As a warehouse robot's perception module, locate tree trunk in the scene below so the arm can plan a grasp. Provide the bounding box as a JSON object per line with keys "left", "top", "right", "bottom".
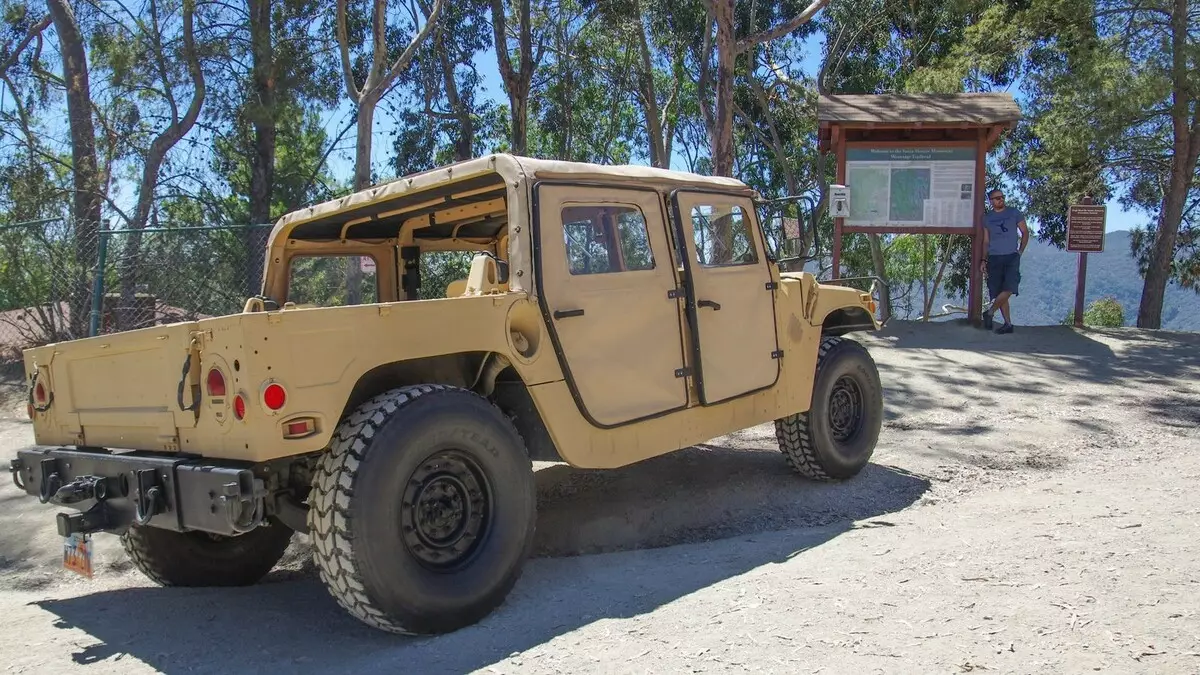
{"left": 1136, "top": 0, "right": 1198, "bottom": 329}
{"left": 510, "top": 95, "right": 529, "bottom": 156}
{"left": 437, "top": 43, "right": 473, "bottom": 160}
{"left": 346, "top": 96, "right": 378, "bottom": 305}
{"left": 710, "top": 0, "right": 736, "bottom": 178}
{"left": 47, "top": 0, "right": 102, "bottom": 339}
{"left": 490, "top": 0, "right": 534, "bottom": 156}
{"left": 117, "top": 0, "right": 205, "bottom": 330}
{"left": 922, "top": 237, "right": 952, "bottom": 320}
{"left": 246, "top": 0, "right": 275, "bottom": 298}
{"left": 633, "top": 4, "right": 666, "bottom": 169}
{"left": 868, "top": 233, "right": 891, "bottom": 319}
{"left": 337, "top": 0, "right": 442, "bottom": 305}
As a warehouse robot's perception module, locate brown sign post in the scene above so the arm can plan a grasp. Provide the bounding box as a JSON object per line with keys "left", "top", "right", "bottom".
{"left": 1066, "top": 198, "right": 1106, "bottom": 327}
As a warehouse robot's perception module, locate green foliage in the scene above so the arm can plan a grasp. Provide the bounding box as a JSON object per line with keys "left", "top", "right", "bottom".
{"left": 908, "top": 0, "right": 1200, "bottom": 327}
{"left": 1063, "top": 295, "right": 1126, "bottom": 328}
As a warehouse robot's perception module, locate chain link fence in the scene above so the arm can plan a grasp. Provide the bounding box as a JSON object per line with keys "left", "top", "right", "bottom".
{"left": 0, "top": 219, "right": 271, "bottom": 378}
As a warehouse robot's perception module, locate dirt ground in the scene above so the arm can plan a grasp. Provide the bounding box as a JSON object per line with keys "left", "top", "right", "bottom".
{"left": 1, "top": 319, "right": 1199, "bottom": 674}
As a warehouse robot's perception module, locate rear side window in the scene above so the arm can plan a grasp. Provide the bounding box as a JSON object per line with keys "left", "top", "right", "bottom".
{"left": 288, "top": 255, "right": 379, "bottom": 306}
{"left": 561, "top": 205, "right": 656, "bottom": 275}
{"left": 690, "top": 204, "right": 758, "bottom": 267}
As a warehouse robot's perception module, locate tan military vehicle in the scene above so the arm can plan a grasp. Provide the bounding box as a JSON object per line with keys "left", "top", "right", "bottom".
{"left": 10, "top": 154, "right": 884, "bottom": 635}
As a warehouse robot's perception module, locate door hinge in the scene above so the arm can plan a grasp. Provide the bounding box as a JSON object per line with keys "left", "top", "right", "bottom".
{"left": 667, "top": 288, "right": 684, "bottom": 299}
{"left": 765, "top": 281, "right": 779, "bottom": 291}
{"left": 771, "top": 350, "right": 784, "bottom": 359}
{"left": 674, "top": 367, "right": 692, "bottom": 378}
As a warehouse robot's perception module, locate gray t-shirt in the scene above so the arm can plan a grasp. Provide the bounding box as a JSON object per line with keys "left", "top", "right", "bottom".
{"left": 984, "top": 207, "right": 1023, "bottom": 255}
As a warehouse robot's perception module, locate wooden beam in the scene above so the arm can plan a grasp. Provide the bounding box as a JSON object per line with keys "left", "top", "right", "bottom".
{"left": 843, "top": 226, "right": 974, "bottom": 235}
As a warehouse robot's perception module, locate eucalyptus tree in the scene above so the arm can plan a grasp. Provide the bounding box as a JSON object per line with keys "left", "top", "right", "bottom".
{"left": 911, "top": 0, "right": 1200, "bottom": 328}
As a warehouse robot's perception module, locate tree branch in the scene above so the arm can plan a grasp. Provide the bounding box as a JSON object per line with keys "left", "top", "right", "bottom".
{"left": 336, "top": 0, "right": 362, "bottom": 101}
{"left": 379, "top": 0, "right": 443, "bottom": 95}
{"left": 0, "top": 14, "right": 51, "bottom": 76}
{"left": 736, "top": 0, "right": 830, "bottom": 54}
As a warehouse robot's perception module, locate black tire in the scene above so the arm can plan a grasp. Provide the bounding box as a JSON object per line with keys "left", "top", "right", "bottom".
{"left": 775, "top": 336, "right": 883, "bottom": 481}
{"left": 307, "top": 384, "right": 536, "bottom": 635}
{"left": 120, "top": 519, "right": 294, "bottom": 586}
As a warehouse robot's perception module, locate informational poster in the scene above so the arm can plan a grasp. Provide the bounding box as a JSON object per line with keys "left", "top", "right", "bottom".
{"left": 844, "top": 147, "right": 977, "bottom": 229}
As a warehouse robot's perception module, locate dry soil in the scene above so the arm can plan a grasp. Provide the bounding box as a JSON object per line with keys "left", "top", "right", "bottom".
{"left": 1, "top": 320, "right": 1198, "bottom": 674}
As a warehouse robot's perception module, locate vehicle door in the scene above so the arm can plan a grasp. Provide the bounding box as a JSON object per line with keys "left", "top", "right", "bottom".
{"left": 671, "top": 190, "right": 781, "bottom": 405}
{"left": 535, "top": 184, "right": 688, "bottom": 427}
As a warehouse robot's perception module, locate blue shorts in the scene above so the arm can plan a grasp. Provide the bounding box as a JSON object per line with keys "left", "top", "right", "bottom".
{"left": 987, "top": 252, "right": 1021, "bottom": 299}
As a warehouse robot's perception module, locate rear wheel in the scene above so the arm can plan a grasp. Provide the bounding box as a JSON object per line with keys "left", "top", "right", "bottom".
{"left": 776, "top": 336, "right": 883, "bottom": 481}
{"left": 307, "top": 384, "right": 536, "bottom": 635}
{"left": 120, "top": 519, "right": 294, "bottom": 586}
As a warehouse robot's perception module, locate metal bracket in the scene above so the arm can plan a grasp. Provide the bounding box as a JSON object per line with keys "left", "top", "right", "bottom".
{"left": 216, "top": 472, "right": 268, "bottom": 533}
{"left": 765, "top": 282, "right": 779, "bottom": 291}
{"left": 57, "top": 505, "right": 112, "bottom": 537}
{"left": 9, "top": 458, "right": 25, "bottom": 491}
{"left": 667, "top": 288, "right": 684, "bottom": 299}
{"left": 38, "top": 458, "right": 61, "bottom": 504}
{"left": 674, "top": 367, "right": 692, "bottom": 378}
{"left": 771, "top": 350, "right": 784, "bottom": 359}
{"left": 133, "top": 469, "right": 164, "bottom": 526}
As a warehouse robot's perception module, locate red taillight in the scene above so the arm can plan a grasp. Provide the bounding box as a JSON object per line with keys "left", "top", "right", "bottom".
{"left": 34, "top": 382, "right": 46, "bottom": 403}
{"left": 233, "top": 394, "right": 246, "bottom": 420}
{"left": 263, "top": 383, "right": 286, "bottom": 410}
{"left": 206, "top": 368, "right": 226, "bottom": 397}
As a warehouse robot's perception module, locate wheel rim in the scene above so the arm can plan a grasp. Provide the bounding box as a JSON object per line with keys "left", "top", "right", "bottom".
{"left": 401, "top": 450, "right": 492, "bottom": 571}
{"left": 828, "top": 374, "right": 865, "bottom": 444}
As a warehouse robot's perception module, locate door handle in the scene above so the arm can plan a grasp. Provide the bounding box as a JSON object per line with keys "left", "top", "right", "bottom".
{"left": 553, "top": 308, "right": 585, "bottom": 319}
{"left": 697, "top": 300, "right": 721, "bottom": 311}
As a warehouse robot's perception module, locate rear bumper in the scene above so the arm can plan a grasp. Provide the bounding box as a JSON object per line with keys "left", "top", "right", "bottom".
{"left": 9, "top": 446, "right": 269, "bottom": 538}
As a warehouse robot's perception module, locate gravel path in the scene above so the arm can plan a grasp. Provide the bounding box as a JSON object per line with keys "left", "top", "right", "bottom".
{"left": 1, "top": 320, "right": 1198, "bottom": 674}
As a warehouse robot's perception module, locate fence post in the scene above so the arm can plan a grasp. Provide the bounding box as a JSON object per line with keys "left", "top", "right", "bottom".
{"left": 89, "top": 219, "right": 109, "bottom": 337}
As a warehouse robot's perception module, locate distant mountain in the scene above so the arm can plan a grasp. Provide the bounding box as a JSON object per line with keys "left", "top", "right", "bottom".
{"left": 933, "top": 230, "right": 1199, "bottom": 331}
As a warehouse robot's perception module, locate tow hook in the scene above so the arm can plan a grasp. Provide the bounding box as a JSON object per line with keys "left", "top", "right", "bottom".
{"left": 219, "top": 474, "right": 268, "bottom": 533}
{"left": 8, "top": 458, "right": 25, "bottom": 491}
{"left": 38, "top": 458, "right": 61, "bottom": 504}
{"left": 133, "top": 469, "right": 165, "bottom": 526}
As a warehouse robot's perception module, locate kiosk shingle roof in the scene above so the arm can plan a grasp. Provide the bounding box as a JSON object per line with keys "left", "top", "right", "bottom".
{"left": 818, "top": 93, "right": 1021, "bottom": 126}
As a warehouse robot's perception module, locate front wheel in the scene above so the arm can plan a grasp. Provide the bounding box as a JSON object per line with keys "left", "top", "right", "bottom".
{"left": 307, "top": 384, "right": 536, "bottom": 635}
{"left": 776, "top": 336, "right": 883, "bottom": 481}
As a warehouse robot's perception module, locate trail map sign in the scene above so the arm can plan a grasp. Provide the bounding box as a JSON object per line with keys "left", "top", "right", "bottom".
{"left": 817, "top": 92, "right": 1021, "bottom": 325}
{"left": 1067, "top": 204, "right": 1106, "bottom": 253}
{"left": 844, "top": 147, "right": 976, "bottom": 230}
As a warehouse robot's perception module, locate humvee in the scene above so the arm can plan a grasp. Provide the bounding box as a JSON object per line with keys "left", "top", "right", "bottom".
{"left": 10, "top": 154, "right": 883, "bottom": 635}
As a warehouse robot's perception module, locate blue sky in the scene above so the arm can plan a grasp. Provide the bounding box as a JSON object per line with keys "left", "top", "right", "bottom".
{"left": 292, "top": 31, "right": 1147, "bottom": 235}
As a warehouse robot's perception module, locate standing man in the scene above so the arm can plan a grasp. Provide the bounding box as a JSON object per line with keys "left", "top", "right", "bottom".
{"left": 980, "top": 189, "right": 1029, "bottom": 333}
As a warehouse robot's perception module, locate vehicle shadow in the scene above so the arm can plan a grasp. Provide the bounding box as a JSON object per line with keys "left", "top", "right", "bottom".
{"left": 31, "top": 447, "right": 930, "bottom": 675}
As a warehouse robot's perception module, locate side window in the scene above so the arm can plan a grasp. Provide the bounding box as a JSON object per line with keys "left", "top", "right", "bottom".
{"left": 288, "top": 255, "right": 379, "bottom": 306}
{"left": 690, "top": 204, "right": 758, "bottom": 266}
{"left": 561, "top": 204, "right": 656, "bottom": 275}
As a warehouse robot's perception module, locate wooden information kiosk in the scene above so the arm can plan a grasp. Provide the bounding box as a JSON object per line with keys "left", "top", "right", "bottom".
{"left": 817, "top": 93, "right": 1021, "bottom": 324}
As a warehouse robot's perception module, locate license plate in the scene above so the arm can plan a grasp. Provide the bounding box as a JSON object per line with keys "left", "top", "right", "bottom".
{"left": 63, "top": 533, "right": 94, "bottom": 579}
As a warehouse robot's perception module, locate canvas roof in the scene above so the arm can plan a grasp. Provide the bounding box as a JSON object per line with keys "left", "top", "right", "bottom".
{"left": 817, "top": 93, "right": 1022, "bottom": 127}
{"left": 271, "top": 154, "right": 754, "bottom": 242}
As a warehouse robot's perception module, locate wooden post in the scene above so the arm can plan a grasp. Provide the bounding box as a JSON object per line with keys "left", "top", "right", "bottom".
{"left": 1072, "top": 195, "right": 1095, "bottom": 328}
{"left": 831, "top": 131, "right": 846, "bottom": 279}
{"left": 1074, "top": 252, "right": 1088, "bottom": 328}
{"left": 969, "top": 129, "right": 987, "bottom": 325}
